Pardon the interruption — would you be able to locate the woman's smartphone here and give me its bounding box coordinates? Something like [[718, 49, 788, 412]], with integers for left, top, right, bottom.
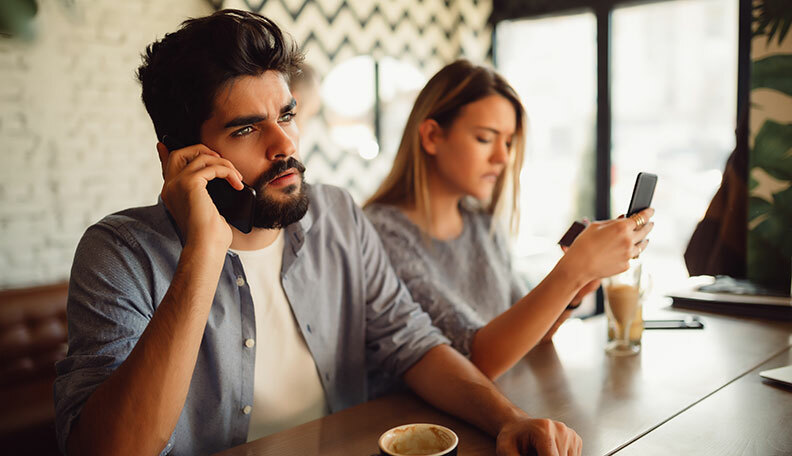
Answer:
[[627, 172, 658, 217], [558, 221, 587, 247], [161, 136, 257, 234], [558, 172, 658, 246], [643, 317, 703, 329]]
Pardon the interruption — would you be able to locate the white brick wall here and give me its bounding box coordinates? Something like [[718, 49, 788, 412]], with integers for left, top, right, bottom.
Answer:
[[0, 0, 214, 289]]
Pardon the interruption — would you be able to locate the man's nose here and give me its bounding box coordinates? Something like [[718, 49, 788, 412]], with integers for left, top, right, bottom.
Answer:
[[265, 125, 297, 161]]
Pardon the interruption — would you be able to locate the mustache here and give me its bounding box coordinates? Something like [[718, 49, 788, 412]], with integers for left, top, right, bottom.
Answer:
[[253, 157, 306, 189]]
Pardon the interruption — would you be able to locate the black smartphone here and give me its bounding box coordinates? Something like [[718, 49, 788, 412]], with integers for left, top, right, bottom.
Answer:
[[558, 172, 658, 246], [161, 136, 257, 234], [558, 220, 587, 247], [643, 317, 704, 330], [626, 172, 658, 217]]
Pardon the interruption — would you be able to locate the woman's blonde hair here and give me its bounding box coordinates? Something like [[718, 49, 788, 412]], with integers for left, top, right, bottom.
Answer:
[[365, 59, 526, 235]]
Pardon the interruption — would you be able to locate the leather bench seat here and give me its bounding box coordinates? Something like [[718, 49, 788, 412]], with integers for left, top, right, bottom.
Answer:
[[0, 282, 69, 455]]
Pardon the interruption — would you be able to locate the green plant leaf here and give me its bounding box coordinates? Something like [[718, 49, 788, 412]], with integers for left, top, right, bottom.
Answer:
[[748, 195, 773, 220], [747, 232, 791, 291], [750, 202, 792, 252], [750, 120, 792, 180], [753, 0, 792, 46], [748, 189, 792, 291], [780, 19, 792, 44], [752, 55, 792, 97]]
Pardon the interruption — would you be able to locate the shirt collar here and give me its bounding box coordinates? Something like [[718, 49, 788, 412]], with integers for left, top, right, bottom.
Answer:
[[155, 185, 316, 259]]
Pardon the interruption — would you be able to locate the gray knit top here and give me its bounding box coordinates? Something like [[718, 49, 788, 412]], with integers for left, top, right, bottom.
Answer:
[[365, 202, 529, 357]]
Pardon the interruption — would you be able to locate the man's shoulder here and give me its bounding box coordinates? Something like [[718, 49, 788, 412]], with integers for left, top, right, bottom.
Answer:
[[303, 183, 362, 227], [306, 183, 355, 210], [86, 201, 179, 248]]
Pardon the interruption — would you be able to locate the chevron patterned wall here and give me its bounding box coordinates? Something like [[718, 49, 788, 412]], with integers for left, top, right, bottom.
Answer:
[[224, 0, 493, 201]]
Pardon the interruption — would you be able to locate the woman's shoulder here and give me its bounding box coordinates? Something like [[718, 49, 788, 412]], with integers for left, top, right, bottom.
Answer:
[[364, 202, 401, 223], [365, 203, 410, 229], [364, 203, 423, 244]]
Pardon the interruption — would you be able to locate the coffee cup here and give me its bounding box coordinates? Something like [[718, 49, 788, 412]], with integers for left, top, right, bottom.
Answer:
[[378, 423, 458, 456]]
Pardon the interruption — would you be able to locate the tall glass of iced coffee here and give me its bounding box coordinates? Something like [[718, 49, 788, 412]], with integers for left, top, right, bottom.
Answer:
[[604, 259, 643, 356]]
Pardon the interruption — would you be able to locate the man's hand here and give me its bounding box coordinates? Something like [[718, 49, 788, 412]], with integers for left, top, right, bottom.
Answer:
[[405, 346, 582, 456], [157, 142, 245, 250], [496, 416, 582, 456]]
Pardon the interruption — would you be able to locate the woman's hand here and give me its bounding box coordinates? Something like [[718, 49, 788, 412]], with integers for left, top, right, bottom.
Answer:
[[559, 208, 654, 283]]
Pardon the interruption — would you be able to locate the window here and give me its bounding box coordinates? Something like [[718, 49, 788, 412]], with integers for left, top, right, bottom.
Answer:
[[495, 0, 741, 312], [496, 13, 597, 310], [611, 0, 738, 292], [320, 56, 426, 198]]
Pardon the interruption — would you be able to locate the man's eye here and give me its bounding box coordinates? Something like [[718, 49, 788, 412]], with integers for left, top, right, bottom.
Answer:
[[279, 112, 296, 123], [232, 126, 254, 137]]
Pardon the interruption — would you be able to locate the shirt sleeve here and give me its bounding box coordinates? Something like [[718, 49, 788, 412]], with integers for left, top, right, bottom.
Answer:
[[353, 203, 451, 379], [366, 211, 486, 357], [53, 221, 174, 454]]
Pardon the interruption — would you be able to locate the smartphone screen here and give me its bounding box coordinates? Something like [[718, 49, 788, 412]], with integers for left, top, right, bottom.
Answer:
[[626, 172, 658, 216], [161, 135, 257, 234]]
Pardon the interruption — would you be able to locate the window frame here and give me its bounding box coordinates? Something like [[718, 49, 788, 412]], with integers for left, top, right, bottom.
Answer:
[[491, 0, 751, 313]]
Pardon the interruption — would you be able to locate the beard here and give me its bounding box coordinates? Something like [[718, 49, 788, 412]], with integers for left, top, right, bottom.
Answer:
[[251, 157, 310, 229]]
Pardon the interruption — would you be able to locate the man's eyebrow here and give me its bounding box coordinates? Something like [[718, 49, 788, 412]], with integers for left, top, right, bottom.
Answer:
[[282, 98, 297, 113], [223, 98, 297, 129], [224, 115, 267, 129]]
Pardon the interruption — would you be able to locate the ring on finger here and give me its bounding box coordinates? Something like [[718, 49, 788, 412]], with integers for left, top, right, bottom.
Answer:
[[630, 214, 646, 229]]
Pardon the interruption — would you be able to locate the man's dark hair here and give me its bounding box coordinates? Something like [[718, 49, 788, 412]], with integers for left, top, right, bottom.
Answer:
[[137, 9, 304, 145]]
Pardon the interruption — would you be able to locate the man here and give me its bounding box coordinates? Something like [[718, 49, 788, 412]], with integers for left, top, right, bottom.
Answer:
[[54, 9, 581, 456]]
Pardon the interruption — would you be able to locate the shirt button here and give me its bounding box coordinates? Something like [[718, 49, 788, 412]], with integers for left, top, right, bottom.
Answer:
[[242, 405, 252, 415], [236, 276, 246, 287], [244, 338, 255, 348], [306, 324, 312, 333]]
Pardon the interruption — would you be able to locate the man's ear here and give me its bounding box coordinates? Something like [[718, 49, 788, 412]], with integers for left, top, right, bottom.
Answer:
[[156, 142, 169, 177], [418, 119, 444, 156]]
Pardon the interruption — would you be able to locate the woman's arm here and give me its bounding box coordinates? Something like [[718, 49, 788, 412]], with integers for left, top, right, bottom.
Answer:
[[470, 257, 588, 380], [539, 278, 601, 343], [470, 209, 654, 380]]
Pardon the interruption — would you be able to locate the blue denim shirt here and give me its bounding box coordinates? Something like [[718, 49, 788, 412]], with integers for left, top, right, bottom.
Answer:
[[53, 184, 449, 455]]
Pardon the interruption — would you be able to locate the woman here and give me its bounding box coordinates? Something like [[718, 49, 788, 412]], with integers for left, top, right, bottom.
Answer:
[[365, 60, 654, 381]]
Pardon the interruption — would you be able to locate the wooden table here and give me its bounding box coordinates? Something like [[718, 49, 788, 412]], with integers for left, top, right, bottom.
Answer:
[[217, 306, 792, 456], [616, 347, 792, 455]]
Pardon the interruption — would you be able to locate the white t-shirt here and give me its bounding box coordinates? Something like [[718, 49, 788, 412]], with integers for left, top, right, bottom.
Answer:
[[232, 231, 329, 442]]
